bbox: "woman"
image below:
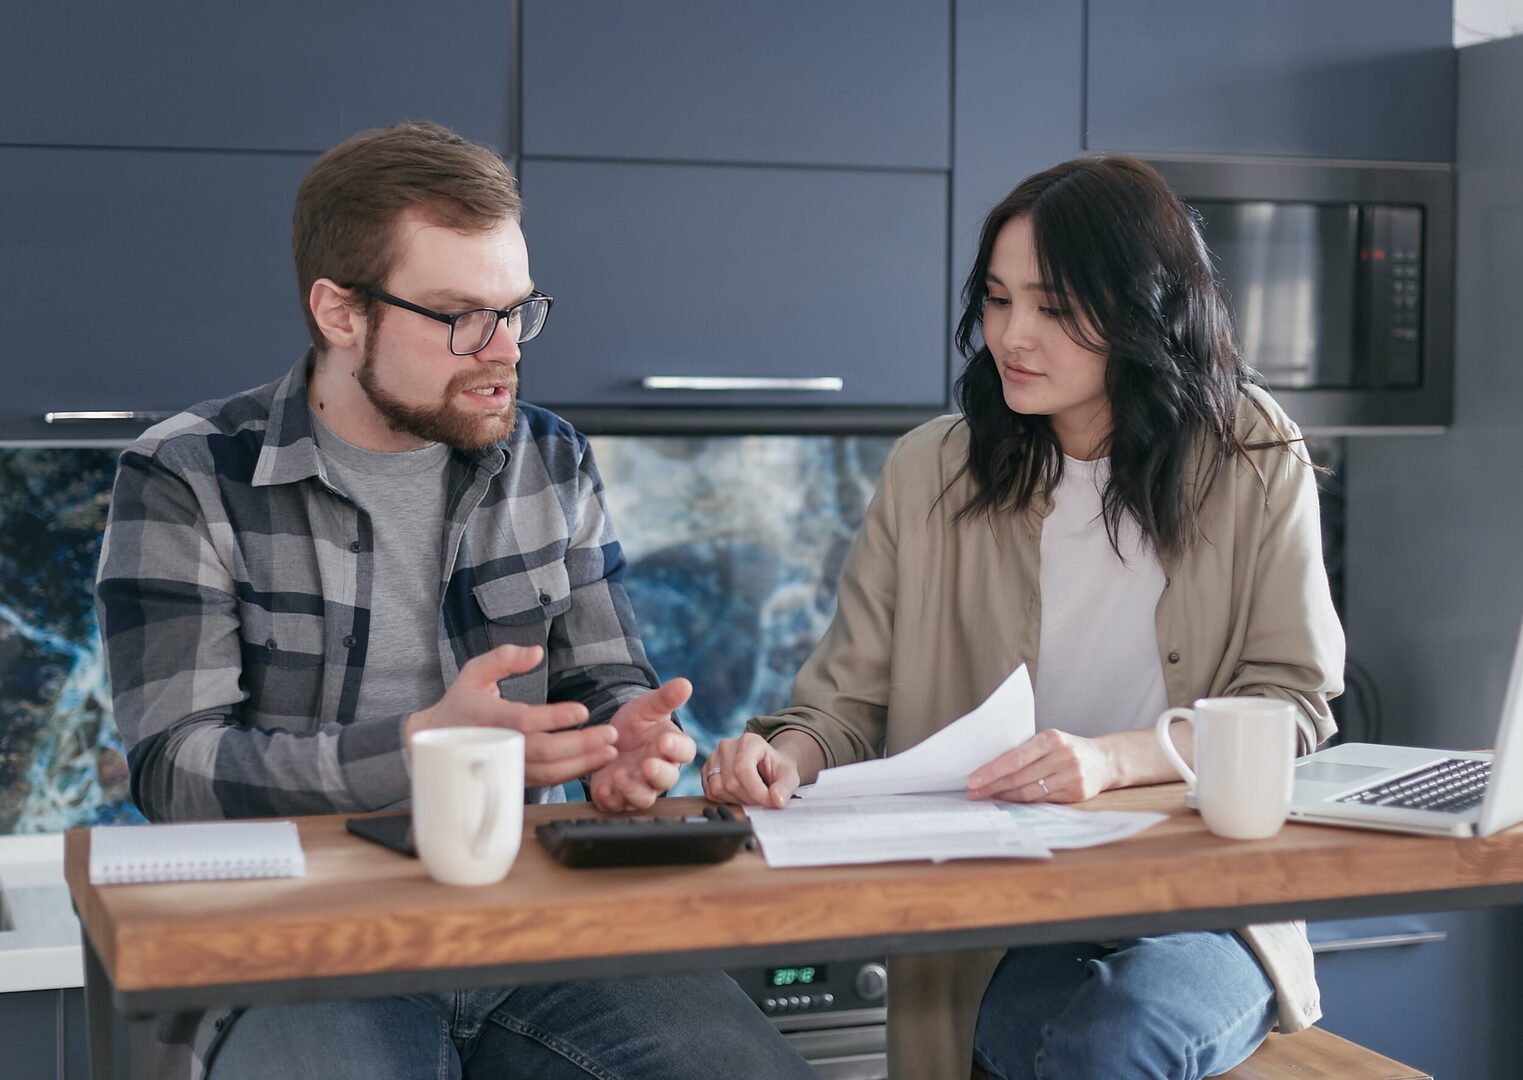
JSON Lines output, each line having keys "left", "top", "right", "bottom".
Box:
{"left": 702, "top": 155, "right": 1344, "bottom": 1080}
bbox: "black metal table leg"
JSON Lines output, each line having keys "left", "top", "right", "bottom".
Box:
{"left": 81, "top": 931, "right": 160, "bottom": 1080}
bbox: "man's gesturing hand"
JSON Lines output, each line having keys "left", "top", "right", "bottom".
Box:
{"left": 404, "top": 644, "right": 617, "bottom": 788}
{"left": 587, "top": 678, "right": 697, "bottom": 812}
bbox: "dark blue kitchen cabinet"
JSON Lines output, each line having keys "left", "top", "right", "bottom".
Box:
{"left": 951, "top": 0, "right": 1084, "bottom": 270}
{"left": 1086, "top": 0, "right": 1455, "bottom": 161}
{"left": 0, "top": 148, "right": 311, "bottom": 441}
{"left": 517, "top": 159, "right": 949, "bottom": 411}
{"left": 949, "top": 0, "right": 1085, "bottom": 402}
{"left": 0, "top": 989, "right": 59, "bottom": 1080}
{"left": 0, "top": 987, "right": 86, "bottom": 1080}
{"left": 521, "top": 0, "right": 950, "bottom": 170}
{"left": 1311, "top": 910, "right": 1514, "bottom": 1078}
{"left": 0, "top": 2, "right": 514, "bottom": 152}
{"left": 61, "top": 988, "right": 87, "bottom": 1080}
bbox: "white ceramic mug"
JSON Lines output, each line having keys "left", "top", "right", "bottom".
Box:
{"left": 411, "top": 727, "right": 525, "bottom": 886}
{"left": 1154, "top": 698, "right": 1297, "bottom": 840}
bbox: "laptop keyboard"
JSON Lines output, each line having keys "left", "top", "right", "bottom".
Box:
{"left": 1337, "top": 757, "right": 1492, "bottom": 813}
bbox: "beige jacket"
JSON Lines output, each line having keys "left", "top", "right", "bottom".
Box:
{"left": 748, "top": 387, "right": 1344, "bottom": 1079}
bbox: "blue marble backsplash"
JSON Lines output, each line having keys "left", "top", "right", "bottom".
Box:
{"left": 0, "top": 436, "right": 893, "bottom": 834}
{"left": 1, "top": 434, "right": 1345, "bottom": 834}
{"left": 0, "top": 448, "right": 128, "bottom": 834}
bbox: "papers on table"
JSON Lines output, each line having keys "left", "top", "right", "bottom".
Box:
{"left": 796, "top": 664, "right": 1036, "bottom": 800}
{"left": 746, "top": 794, "right": 1167, "bottom": 868}
{"left": 746, "top": 795, "right": 1052, "bottom": 867}
{"left": 745, "top": 665, "right": 1167, "bottom": 868}
{"left": 992, "top": 802, "right": 1167, "bottom": 850}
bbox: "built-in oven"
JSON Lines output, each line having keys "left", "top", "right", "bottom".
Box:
{"left": 728, "top": 957, "right": 889, "bottom": 1079}
{"left": 1143, "top": 155, "right": 1454, "bottom": 431}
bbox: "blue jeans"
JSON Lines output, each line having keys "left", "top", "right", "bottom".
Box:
{"left": 210, "top": 971, "right": 814, "bottom": 1079}
{"left": 973, "top": 932, "right": 1278, "bottom": 1080}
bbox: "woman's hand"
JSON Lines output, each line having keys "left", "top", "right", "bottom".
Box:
{"left": 967, "top": 728, "right": 1118, "bottom": 803}
{"left": 702, "top": 732, "right": 814, "bottom": 809}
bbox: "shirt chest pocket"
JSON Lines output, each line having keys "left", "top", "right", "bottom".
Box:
{"left": 239, "top": 605, "right": 327, "bottom": 663}
{"left": 472, "top": 563, "right": 573, "bottom": 653}
{"left": 236, "top": 603, "right": 326, "bottom": 723}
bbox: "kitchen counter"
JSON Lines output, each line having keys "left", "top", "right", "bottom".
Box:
{"left": 0, "top": 833, "right": 82, "bottom": 992}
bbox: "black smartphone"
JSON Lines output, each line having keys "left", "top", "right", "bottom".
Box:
{"left": 345, "top": 813, "right": 416, "bottom": 857}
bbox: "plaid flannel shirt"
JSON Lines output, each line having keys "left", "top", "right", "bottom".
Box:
{"left": 96, "top": 351, "right": 659, "bottom": 824}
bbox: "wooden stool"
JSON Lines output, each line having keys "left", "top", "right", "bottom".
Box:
{"left": 969, "top": 1027, "right": 1431, "bottom": 1079}
{"left": 1213, "top": 1027, "right": 1431, "bottom": 1079}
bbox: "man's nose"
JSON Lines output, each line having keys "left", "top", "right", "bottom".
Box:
{"left": 477, "top": 318, "right": 521, "bottom": 365}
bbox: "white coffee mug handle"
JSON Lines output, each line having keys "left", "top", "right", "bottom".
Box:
{"left": 469, "top": 758, "right": 501, "bottom": 859}
{"left": 1155, "top": 707, "right": 1198, "bottom": 788}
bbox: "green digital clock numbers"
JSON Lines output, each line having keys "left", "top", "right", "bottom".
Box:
{"left": 767, "top": 965, "right": 826, "bottom": 987}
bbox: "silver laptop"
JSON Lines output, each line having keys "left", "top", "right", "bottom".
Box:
{"left": 1286, "top": 614, "right": 1523, "bottom": 838}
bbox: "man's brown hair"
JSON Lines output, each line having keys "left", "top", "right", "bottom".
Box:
{"left": 292, "top": 120, "right": 522, "bottom": 350}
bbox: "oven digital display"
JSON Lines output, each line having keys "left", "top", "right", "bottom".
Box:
{"left": 767, "top": 965, "right": 826, "bottom": 987}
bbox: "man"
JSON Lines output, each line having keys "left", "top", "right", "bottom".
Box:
{"left": 96, "top": 120, "right": 812, "bottom": 1080}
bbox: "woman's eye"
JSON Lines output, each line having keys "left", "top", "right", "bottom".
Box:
{"left": 1039, "top": 306, "right": 1067, "bottom": 318}
{"left": 983, "top": 296, "right": 1011, "bottom": 309}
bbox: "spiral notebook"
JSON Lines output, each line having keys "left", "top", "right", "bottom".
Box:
{"left": 89, "top": 821, "right": 307, "bottom": 885}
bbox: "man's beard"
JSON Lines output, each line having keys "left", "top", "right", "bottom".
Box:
{"left": 357, "top": 320, "right": 517, "bottom": 450}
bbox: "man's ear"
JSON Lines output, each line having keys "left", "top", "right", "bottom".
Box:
{"left": 309, "top": 279, "right": 365, "bottom": 351}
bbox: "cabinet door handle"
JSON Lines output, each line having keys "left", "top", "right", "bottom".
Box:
{"left": 42, "top": 411, "right": 176, "bottom": 424}
{"left": 1310, "top": 931, "right": 1448, "bottom": 954}
{"left": 640, "top": 376, "right": 844, "bottom": 392}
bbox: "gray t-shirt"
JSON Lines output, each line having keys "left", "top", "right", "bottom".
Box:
{"left": 312, "top": 411, "right": 450, "bottom": 723}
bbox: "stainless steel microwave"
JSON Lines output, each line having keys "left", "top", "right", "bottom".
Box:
{"left": 1144, "top": 156, "right": 1454, "bottom": 431}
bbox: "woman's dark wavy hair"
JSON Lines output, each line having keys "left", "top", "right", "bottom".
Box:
{"left": 949, "top": 153, "right": 1293, "bottom": 558}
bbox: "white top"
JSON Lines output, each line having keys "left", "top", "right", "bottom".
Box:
{"left": 1035, "top": 455, "right": 1169, "bottom": 737}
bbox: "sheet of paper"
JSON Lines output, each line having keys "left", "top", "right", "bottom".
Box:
{"left": 795, "top": 664, "right": 1035, "bottom": 800}
{"left": 747, "top": 794, "right": 1051, "bottom": 868}
{"left": 993, "top": 802, "right": 1167, "bottom": 849}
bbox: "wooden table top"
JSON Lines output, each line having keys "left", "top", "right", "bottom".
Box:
{"left": 64, "top": 787, "right": 1523, "bottom": 998}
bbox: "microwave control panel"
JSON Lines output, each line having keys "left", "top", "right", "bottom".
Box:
{"left": 1360, "top": 205, "right": 1424, "bottom": 387}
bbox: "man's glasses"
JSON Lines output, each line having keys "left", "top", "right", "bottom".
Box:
{"left": 358, "top": 285, "right": 554, "bottom": 356}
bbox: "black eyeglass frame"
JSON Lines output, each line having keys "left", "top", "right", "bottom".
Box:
{"left": 354, "top": 284, "right": 555, "bottom": 355}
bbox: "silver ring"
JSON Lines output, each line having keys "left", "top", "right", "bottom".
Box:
{"left": 1037, "top": 777, "right": 1050, "bottom": 797}
{"left": 705, "top": 766, "right": 723, "bottom": 779}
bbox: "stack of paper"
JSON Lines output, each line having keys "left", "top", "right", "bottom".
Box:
{"left": 747, "top": 666, "right": 1165, "bottom": 868}
{"left": 748, "top": 794, "right": 1050, "bottom": 867}
{"left": 993, "top": 802, "right": 1166, "bottom": 850}
{"left": 794, "top": 664, "right": 1036, "bottom": 800}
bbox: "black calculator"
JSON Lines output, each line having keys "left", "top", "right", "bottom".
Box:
{"left": 535, "top": 804, "right": 752, "bottom": 868}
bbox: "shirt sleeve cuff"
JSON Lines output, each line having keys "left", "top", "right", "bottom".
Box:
{"left": 337, "top": 714, "right": 412, "bottom": 810}
{"left": 759, "top": 722, "right": 837, "bottom": 771}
